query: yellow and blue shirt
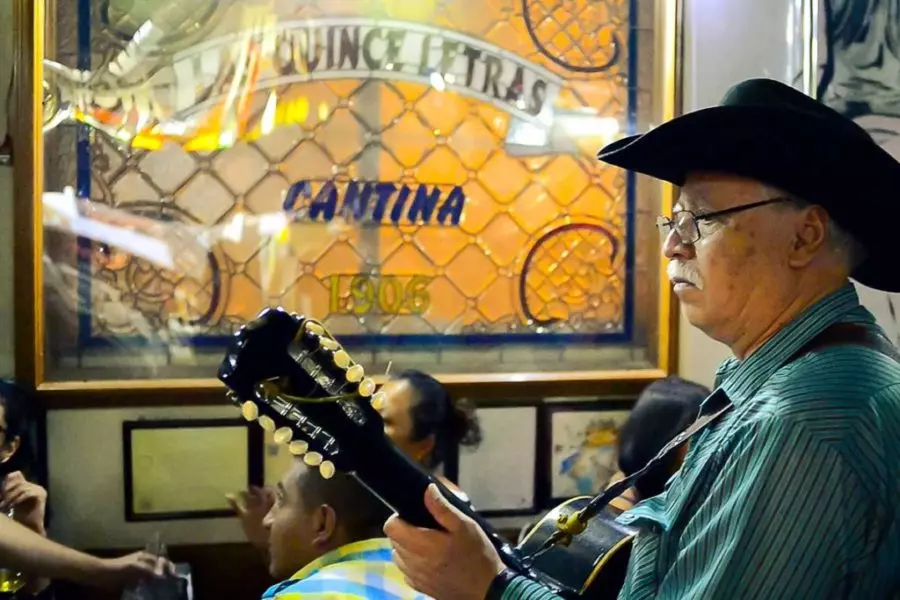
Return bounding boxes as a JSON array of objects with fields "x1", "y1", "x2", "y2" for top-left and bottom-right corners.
[
  {"x1": 262, "y1": 538, "x2": 430, "y2": 600},
  {"x1": 497, "y1": 283, "x2": 900, "y2": 599}
]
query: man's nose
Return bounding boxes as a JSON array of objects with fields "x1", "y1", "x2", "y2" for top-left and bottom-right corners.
[{"x1": 662, "y1": 227, "x2": 693, "y2": 260}]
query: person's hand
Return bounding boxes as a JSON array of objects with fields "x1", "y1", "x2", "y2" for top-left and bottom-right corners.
[
  {"x1": 226, "y1": 486, "x2": 274, "y2": 549},
  {"x1": 0, "y1": 472, "x2": 47, "y2": 535},
  {"x1": 384, "y1": 484, "x2": 505, "y2": 600},
  {"x1": 94, "y1": 551, "x2": 174, "y2": 591}
]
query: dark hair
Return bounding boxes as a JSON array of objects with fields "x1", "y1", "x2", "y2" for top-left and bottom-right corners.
[
  {"x1": 297, "y1": 464, "x2": 391, "y2": 541},
  {"x1": 395, "y1": 369, "x2": 481, "y2": 469},
  {"x1": 0, "y1": 379, "x2": 38, "y2": 482},
  {"x1": 617, "y1": 376, "x2": 709, "y2": 500}
]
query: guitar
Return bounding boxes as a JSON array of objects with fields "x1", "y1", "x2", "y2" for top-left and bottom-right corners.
[{"x1": 217, "y1": 307, "x2": 635, "y2": 599}]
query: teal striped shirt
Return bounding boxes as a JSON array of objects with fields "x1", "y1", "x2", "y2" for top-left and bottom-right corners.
[{"x1": 497, "y1": 284, "x2": 900, "y2": 599}]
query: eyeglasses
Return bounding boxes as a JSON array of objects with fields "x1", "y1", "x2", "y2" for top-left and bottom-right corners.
[{"x1": 655, "y1": 197, "x2": 789, "y2": 245}]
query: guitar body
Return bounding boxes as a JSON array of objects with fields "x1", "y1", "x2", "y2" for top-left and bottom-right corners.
[{"x1": 518, "y1": 497, "x2": 636, "y2": 599}]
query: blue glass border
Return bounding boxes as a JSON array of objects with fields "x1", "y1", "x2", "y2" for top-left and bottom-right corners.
[{"x1": 73, "y1": 2, "x2": 640, "y2": 351}]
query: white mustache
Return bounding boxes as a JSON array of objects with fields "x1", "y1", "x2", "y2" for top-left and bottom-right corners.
[{"x1": 667, "y1": 263, "x2": 703, "y2": 290}]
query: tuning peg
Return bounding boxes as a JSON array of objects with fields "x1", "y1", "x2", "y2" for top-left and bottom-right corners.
[
  {"x1": 304, "y1": 321, "x2": 325, "y2": 336},
  {"x1": 371, "y1": 391, "x2": 386, "y2": 410},
  {"x1": 333, "y1": 349, "x2": 351, "y2": 369},
  {"x1": 274, "y1": 427, "x2": 293, "y2": 444},
  {"x1": 289, "y1": 440, "x2": 309, "y2": 456},
  {"x1": 226, "y1": 391, "x2": 239, "y2": 404},
  {"x1": 358, "y1": 378, "x2": 376, "y2": 397},
  {"x1": 320, "y1": 337, "x2": 339, "y2": 351},
  {"x1": 346, "y1": 364, "x2": 364, "y2": 382},
  {"x1": 258, "y1": 415, "x2": 276, "y2": 432},
  {"x1": 320, "y1": 460, "x2": 336, "y2": 479},
  {"x1": 303, "y1": 451, "x2": 323, "y2": 466},
  {"x1": 241, "y1": 401, "x2": 259, "y2": 421}
]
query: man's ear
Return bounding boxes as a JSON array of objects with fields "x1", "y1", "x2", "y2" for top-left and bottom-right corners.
[
  {"x1": 788, "y1": 205, "x2": 829, "y2": 268},
  {"x1": 311, "y1": 504, "x2": 338, "y2": 547}
]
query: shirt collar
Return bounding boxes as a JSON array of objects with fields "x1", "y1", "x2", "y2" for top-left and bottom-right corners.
[
  {"x1": 288, "y1": 537, "x2": 393, "y2": 582},
  {"x1": 709, "y1": 282, "x2": 864, "y2": 408}
]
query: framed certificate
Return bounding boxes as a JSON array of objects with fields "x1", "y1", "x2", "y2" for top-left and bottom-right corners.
[
  {"x1": 123, "y1": 418, "x2": 263, "y2": 521},
  {"x1": 457, "y1": 404, "x2": 538, "y2": 515}
]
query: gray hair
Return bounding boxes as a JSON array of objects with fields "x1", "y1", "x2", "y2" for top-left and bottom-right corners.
[{"x1": 781, "y1": 196, "x2": 866, "y2": 272}]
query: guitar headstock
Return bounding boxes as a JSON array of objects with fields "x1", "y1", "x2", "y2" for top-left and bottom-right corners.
[{"x1": 217, "y1": 307, "x2": 389, "y2": 479}]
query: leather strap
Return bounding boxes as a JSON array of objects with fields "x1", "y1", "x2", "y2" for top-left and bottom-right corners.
[{"x1": 789, "y1": 322, "x2": 900, "y2": 365}]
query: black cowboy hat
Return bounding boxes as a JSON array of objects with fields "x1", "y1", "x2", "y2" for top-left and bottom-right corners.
[{"x1": 597, "y1": 77, "x2": 900, "y2": 293}]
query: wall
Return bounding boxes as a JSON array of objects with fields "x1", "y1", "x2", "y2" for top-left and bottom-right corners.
[
  {"x1": 0, "y1": 0, "x2": 14, "y2": 376},
  {"x1": 0, "y1": 0, "x2": 800, "y2": 550},
  {"x1": 676, "y1": 0, "x2": 802, "y2": 386}
]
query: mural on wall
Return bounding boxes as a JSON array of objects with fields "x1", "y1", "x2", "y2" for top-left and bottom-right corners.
[{"x1": 817, "y1": 0, "x2": 900, "y2": 344}]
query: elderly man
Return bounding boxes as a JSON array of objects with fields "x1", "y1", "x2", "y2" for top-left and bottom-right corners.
[{"x1": 384, "y1": 78, "x2": 900, "y2": 599}]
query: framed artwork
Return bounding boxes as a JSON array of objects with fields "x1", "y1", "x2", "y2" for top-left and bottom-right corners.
[
  {"x1": 811, "y1": 0, "x2": 900, "y2": 347},
  {"x1": 122, "y1": 418, "x2": 263, "y2": 521},
  {"x1": 457, "y1": 404, "x2": 538, "y2": 515},
  {"x1": 542, "y1": 401, "x2": 633, "y2": 503},
  {"x1": 11, "y1": 0, "x2": 681, "y2": 404}
]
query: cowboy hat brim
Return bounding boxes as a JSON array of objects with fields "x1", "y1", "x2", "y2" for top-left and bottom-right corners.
[{"x1": 597, "y1": 104, "x2": 900, "y2": 293}]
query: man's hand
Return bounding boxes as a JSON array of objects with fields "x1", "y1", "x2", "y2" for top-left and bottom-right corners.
[
  {"x1": 226, "y1": 486, "x2": 274, "y2": 550},
  {"x1": 0, "y1": 472, "x2": 47, "y2": 535},
  {"x1": 95, "y1": 551, "x2": 175, "y2": 591},
  {"x1": 384, "y1": 484, "x2": 505, "y2": 600}
]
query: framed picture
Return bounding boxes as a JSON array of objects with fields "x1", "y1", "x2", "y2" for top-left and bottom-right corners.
[
  {"x1": 457, "y1": 404, "x2": 538, "y2": 515},
  {"x1": 12, "y1": 0, "x2": 681, "y2": 405},
  {"x1": 542, "y1": 401, "x2": 633, "y2": 503},
  {"x1": 123, "y1": 418, "x2": 263, "y2": 521}
]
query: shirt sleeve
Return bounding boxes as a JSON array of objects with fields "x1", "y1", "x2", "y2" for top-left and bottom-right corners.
[
  {"x1": 487, "y1": 571, "x2": 564, "y2": 600},
  {"x1": 654, "y1": 413, "x2": 874, "y2": 600}
]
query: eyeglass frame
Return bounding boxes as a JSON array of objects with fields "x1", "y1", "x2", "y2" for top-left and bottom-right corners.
[{"x1": 656, "y1": 197, "x2": 791, "y2": 245}]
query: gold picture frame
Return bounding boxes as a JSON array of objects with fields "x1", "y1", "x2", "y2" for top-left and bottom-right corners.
[{"x1": 12, "y1": 0, "x2": 682, "y2": 406}]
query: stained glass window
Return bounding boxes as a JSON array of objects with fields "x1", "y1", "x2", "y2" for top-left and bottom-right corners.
[{"x1": 36, "y1": 0, "x2": 676, "y2": 385}]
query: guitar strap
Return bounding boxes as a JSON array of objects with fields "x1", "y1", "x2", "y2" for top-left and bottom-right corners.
[
  {"x1": 542, "y1": 321, "x2": 900, "y2": 548},
  {"x1": 624, "y1": 321, "x2": 900, "y2": 498}
]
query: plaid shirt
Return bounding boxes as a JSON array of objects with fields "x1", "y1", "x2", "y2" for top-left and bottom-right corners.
[{"x1": 261, "y1": 538, "x2": 430, "y2": 600}]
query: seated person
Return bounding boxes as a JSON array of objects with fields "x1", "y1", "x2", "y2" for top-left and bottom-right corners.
[
  {"x1": 261, "y1": 457, "x2": 429, "y2": 600},
  {"x1": 376, "y1": 369, "x2": 481, "y2": 500},
  {"x1": 0, "y1": 380, "x2": 172, "y2": 594},
  {"x1": 0, "y1": 506, "x2": 171, "y2": 591},
  {"x1": 0, "y1": 379, "x2": 50, "y2": 596},
  {"x1": 608, "y1": 375, "x2": 710, "y2": 511},
  {"x1": 231, "y1": 368, "x2": 481, "y2": 549}
]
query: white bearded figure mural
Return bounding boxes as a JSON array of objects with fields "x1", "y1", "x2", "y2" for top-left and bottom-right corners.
[{"x1": 816, "y1": 0, "x2": 900, "y2": 344}]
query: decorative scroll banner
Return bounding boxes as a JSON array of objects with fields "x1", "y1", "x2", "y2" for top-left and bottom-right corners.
[
  {"x1": 174, "y1": 18, "x2": 563, "y2": 120},
  {"x1": 44, "y1": 18, "x2": 569, "y2": 152}
]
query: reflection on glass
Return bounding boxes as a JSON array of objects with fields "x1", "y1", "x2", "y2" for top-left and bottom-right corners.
[{"x1": 39, "y1": 0, "x2": 667, "y2": 382}]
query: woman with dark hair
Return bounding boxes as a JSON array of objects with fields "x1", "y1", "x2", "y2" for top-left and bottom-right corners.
[
  {"x1": 374, "y1": 369, "x2": 482, "y2": 499},
  {"x1": 230, "y1": 368, "x2": 482, "y2": 548},
  {"x1": 610, "y1": 375, "x2": 710, "y2": 510},
  {"x1": 0, "y1": 379, "x2": 50, "y2": 597}
]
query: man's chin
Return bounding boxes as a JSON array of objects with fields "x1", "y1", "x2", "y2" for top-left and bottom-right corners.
[
  {"x1": 680, "y1": 302, "x2": 708, "y2": 329},
  {"x1": 268, "y1": 560, "x2": 284, "y2": 581}
]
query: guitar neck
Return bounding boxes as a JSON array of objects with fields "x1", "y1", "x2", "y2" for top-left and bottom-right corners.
[{"x1": 353, "y1": 439, "x2": 534, "y2": 575}]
